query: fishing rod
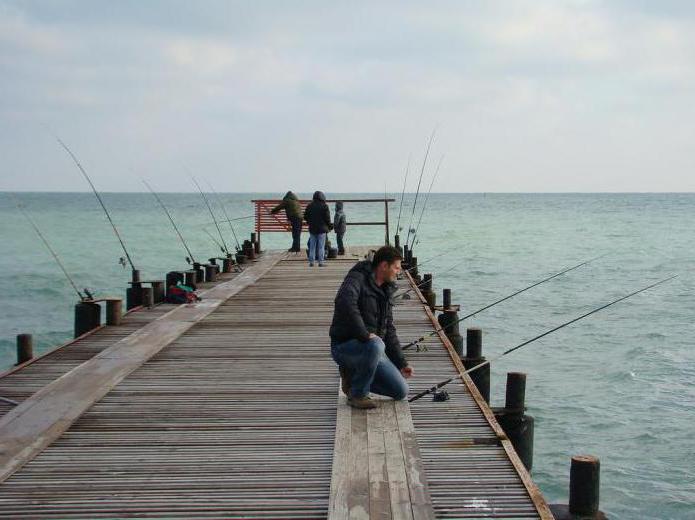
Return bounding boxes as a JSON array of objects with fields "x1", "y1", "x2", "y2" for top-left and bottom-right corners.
[
  {"x1": 403, "y1": 254, "x2": 607, "y2": 351},
  {"x1": 190, "y1": 176, "x2": 230, "y2": 256},
  {"x1": 207, "y1": 182, "x2": 241, "y2": 252},
  {"x1": 408, "y1": 154, "x2": 444, "y2": 251},
  {"x1": 404, "y1": 129, "x2": 436, "y2": 248},
  {"x1": 409, "y1": 275, "x2": 678, "y2": 402},
  {"x1": 395, "y1": 257, "x2": 467, "y2": 300},
  {"x1": 395, "y1": 155, "x2": 411, "y2": 235},
  {"x1": 142, "y1": 179, "x2": 195, "y2": 265},
  {"x1": 55, "y1": 137, "x2": 137, "y2": 273},
  {"x1": 11, "y1": 195, "x2": 86, "y2": 301}
]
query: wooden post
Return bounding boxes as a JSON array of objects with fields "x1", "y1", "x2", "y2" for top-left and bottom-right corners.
[
  {"x1": 422, "y1": 273, "x2": 436, "y2": 310},
  {"x1": 183, "y1": 271, "x2": 197, "y2": 290},
  {"x1": 74, "y1": 302, "x2": 101, "y2": 338},
  {"x1": 494, "y1": 372, "x2": 534, "y2": 470},
  {"x1": 205, "y1": 264, "x2": 217, "y2": 282},
  {"x1": 443, "y1": 288, "x2": 452, "y2": 309},
  {"x1": 142, "y1": 287, "x2": 154, "y2": 308},
  {"x1": 192, "y1": 262, "x2": 205, "y2": 283},
  {"x1": 150, "y1": 281, "x2": 165, "y2": 303},
  {"x1": 550, "y1": 456, "x2": 606, "y2": 519},
  {"x1": 222, "y1": 257, "x2": 233, "y2": 273},
  {"x1": 16, "y1": 334, "x2": 33, "y2": 365},
  {"x1": 462, "y1": 327, "x2": 490, "y2": 403},
  {"x1": 105, "y1": 299, "x2": 122, "y2": 326}
]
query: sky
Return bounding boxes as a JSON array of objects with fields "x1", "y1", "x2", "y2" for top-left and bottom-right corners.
[{"x1": 1, "y1": 0, "x2": 694, "y2": 192}]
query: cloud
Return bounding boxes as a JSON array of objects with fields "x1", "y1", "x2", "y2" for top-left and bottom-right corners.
[{"x1": 0, "y1": 1, "x2": 694, "y2": 192}]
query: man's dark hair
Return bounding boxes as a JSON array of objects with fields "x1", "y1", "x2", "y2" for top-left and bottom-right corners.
[{"x1": 372, "y1": 245, "x2": 403, "y2": 268}]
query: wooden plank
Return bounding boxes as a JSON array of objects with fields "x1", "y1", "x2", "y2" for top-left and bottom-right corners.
[
  {"x1": 328, "y1": 392, "x2": 352, "y2": 520},
  {"x1": 367, "y1": 403, "x2": 392, "y2": 520},
  {"x1": 347, "y1": 408, "x2": 370, "y2": 520},
  {"x1": 381, "y1": 402, "x2": 414, "y2": 520},
  {"x1": 0, "y1": 252, "x2": 286, "y2": 484}
]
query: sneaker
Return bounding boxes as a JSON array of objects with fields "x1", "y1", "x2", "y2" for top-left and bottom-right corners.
[
  {"x1": 309, "y1": 263, "x2": 314, "y2": 267},
  {"x1": 348, "y1": 396, "x2": 377, "y2": 410},
  {"x1": 339, "y1": 366, "x2": 351, "y2": 396},
  {"x1": 319, "y1": 263, "x2": 326, "y2": 267}
]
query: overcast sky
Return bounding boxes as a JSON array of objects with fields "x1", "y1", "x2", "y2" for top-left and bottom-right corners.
[{"x1": 1, "y1": 0, "x2": 694, "y2": 192}]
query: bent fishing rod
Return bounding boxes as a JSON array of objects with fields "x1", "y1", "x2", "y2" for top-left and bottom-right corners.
[
  {"x1": 209, "y1": 214, "x2": 255, "y2": 226},
  {"x1": 11, "y1": 195, "x2": 86, "y2": 301},
  {"x1": 403, "y1": 254, "x2": 607, "y2": 351},
  {"x1": 409, "y1": 274, "x2": 678, "y2": 402},
  {"x1": 55, "y1": 137, "x2": 137, "y2": 275},
  {"x1": 190, "y1": 176, "x2": 230, "y2": 256},
  {"x1": 142, "y1": 179, "x2": 196, "y2": 265},
  {"x1": 207, "y1": 182, "x2": 241, "y2": 252},
  {"x1": 405, "y1": 128, "x2": 436, "y2": 248},
  {"x1": 408, "y1": 154, "x2": 444, "y2": 251},
  {"x1": 395, "y1": 154, "x2": 411, "y2": 235}
]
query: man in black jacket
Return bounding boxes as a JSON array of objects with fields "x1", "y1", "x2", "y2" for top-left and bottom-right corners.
[
  {"x1": 329, "y1": 246, "x2": 413, "y2": 409},
  {"x1": 303, "y1": 191, "x2": 332, "y2": 267}
]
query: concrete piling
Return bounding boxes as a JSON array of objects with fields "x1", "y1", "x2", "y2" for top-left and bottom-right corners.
[
  {"x1": 462, "y1": 328, "x2": 490, "y2": 403},
  {"x1": 74, "y1": 301, "x2": 101, "y2": 338},
  {"x1": 16, "y1": 334, "x2": 33, "y2": 365},
  {"x1": 494, "y1": 372, "x2": 534, "y2": 470}
]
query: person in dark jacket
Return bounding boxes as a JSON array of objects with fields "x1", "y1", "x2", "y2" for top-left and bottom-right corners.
[
  {"x1": 303, "y1": 191, "x2": 332, "y2": 266},
  {"x1": 270, "y1": 191, "x2": 303, "y2": 252},
  {"x1": 333, "y1": 201, "x2": 347, "y2": 255},
  {"x1": 329, "y1": 245, "x2": 413, "y2": 409}
]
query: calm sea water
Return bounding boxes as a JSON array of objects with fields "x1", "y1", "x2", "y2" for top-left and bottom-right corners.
[{"x1": 1, "y1": 192, "x2": 693, "y2": 519}]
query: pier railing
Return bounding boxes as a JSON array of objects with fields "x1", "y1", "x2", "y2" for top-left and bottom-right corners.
[{"x1": 252, "y1": 198, "x2": 395, "y2": 248}]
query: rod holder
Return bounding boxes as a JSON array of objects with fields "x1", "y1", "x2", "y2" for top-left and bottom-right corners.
[{"x1": 16, "y1": 334, "x2": 33, "y2": 365}]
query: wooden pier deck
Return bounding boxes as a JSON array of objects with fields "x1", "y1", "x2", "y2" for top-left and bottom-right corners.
[{"x1": 0, "y1": 248, "x2": 552, "y2": 519}]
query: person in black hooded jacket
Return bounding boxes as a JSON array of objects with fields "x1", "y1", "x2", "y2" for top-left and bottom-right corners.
[
  {"x1": 329, "y1": 245, "x2": 413, "y2": 409},
  {"x1": 303, "y1": 191, "x2": 332, "y2": 266}
]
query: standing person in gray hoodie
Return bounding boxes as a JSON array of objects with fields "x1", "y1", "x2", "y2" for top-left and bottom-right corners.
[
  {"x1": 333, "y1": 201, "x2": 347, "y2": 255},
  {"x1": 303, "y1": 191, "x2": 332, "y2": 266}
]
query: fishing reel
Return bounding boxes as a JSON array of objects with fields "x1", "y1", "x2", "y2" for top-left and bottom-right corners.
[
  {"x1": 414, "y1": 342, "x2": 428, "y2": 353},
  {"x1": 118, "y1": 257, "x2": 127, "y2": 268},
  {"x1": 432, "y1": 390, "x2": 450, "y2": 402}
]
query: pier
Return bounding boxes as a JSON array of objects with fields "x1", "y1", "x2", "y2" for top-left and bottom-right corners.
[{"x1": 0, "y1": 246, "x2": 553, "y2": 519}]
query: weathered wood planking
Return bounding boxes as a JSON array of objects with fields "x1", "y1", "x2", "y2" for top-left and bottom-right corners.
[
  {"x1": 0, "y1": 252, "x2": 285, "y2": 485},
  {"x1": 0, "y1": 247, "x2": 552, "y2": 519}
]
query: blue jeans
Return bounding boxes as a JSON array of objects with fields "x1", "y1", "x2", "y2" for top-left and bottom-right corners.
[
  {"x1": 308, "y1": 233, "x2": 326, "y2": 264},
  {"x1": 331, "y1": 337, "x2": 408, "y2": 400}
]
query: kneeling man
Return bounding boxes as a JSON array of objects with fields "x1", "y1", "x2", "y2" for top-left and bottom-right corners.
[{"x1": 329, "y1": 245, "x2": 413, "y2": 409}]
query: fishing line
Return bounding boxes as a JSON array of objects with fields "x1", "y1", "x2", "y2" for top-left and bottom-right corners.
[
  {"x1": 190, "y1": 175, "x2": 230, "y2": 255},
  {"x1": 395, "y1": 154, "x2": 411, "y2": 235},
  {"x1": 207, "y1": 182, "x2": 241, "y2": 251},
  {"x1": 141, "y1": 179, "x2": 196, "y2": 264},
  {"x1": 408, "y1": 275, "x2": 678, "y2": 402},
  {"x1": 405, "y1": 128, "x2": 437, "y2": 248},
  {"x1": 408, "y1": 154, "x2": 444, "y2": 251},
  {"x1": 10, "y1": 194, "x2": 85, "y2": 300},
  {"x1": 403, "y1": 254, "x2": 608, "y2": 351}
]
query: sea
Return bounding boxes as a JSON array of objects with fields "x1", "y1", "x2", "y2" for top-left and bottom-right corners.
[{"x1": 0, "y1": 192, "x2": 693, "y2": 519}]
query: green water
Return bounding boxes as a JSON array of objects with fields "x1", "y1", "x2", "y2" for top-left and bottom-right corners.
[{"x1": 1, "y1": 192, "x2": 693, "y2": 519}]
